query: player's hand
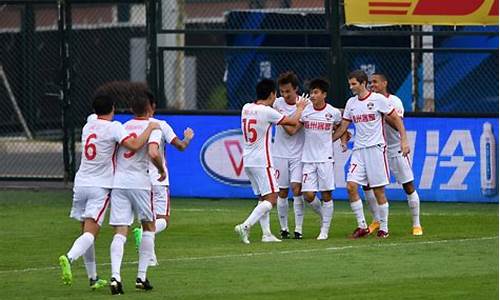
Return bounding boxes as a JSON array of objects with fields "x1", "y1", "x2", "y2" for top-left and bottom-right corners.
[
  {"x1": 184, "y1": 127, "x2": 194, "y2": 141},
  {"x1": 341, "y1": 143, "x2": 348, "y2": 153},
  {"x1": 401, "y1": 141, "x2": 410, "y2": 157},
  {"x1": 345, "y1": 130, "x2": 352, "y2": 142},
  {"x1": 296, "y1": 93, "x2": 310, "y2": 110},
  {"x1": 157, "y1": 169, "x2": 167, "y2": 182}
]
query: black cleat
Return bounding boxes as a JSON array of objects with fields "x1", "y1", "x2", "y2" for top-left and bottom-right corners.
[
  {"x1": 280, "y1": 230, "x2": 290, "y2": 239},
  {"x1": 136, "y1": 278, "x2": 153, "y2": 291},
  {"x1": 293, "y1": 231, "x2": 303, "y2": 239},
  {"x1": 110, "y1": 277, "x2": 124, "y2": 295}
]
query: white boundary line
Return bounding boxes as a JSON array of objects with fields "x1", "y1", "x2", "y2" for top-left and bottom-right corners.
[{"x1": 0, "y1": 236, "x2": 497, "y2": 275}]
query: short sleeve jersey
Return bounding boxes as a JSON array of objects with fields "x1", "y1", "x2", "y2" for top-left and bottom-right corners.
[
  {"x1": 148, "y1": 118, "x2": 178, "y2": 186},
  {"x1": 74, "y1": 118, "x2": 129, "y2": 188},
  {"x1": 384, "y1": 94, "x2": 405, "y2": 157},
  {"x1": 300, "y1": 103, "x2": 342, "y2": 163},
  {"x1": 343, "y1": 92, "x2": 395, "y2": 150},
  {"x1": 241, "y1": 103, "x2": 285, "y2": 168},
  {"x1": 272, "y1": 97, "x2": 305, "y2": 159},
  {"x1": 113, "y1": 118, "x2": 161, "y2": 190}
]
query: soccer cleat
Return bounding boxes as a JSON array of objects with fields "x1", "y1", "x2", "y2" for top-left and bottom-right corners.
[
  {"x1": 293, "y1": 231, "x2": 303, "y2": 240},
  {"x1": 89, "y1": 276, "x2": 107, "y2": 290},
  {"x1": 132, "y1": 227, "x2": 142, "y2": 251},
  {"x1": 376, "y1": 230, "x2": 390, "y2": 239},
  {"x1": 280, "y1": 229, "x2": 290, "y2": 239},
  {"x1": 58, "y1": 255, "x2": 72, "y2": 286},
  {"x1": 368, "y1": 221, "x2": 380, "y2": 234},
  {"x1": 234, "y1": 224, "x2": 250, "y2": 244},
  {"x1": 412, "y1": 226, "x2": 423, "y2": 236},
  {"x1": 110, "y1": 277, "x2": 124, "y2": 295},
  {"x1": 148, "y1": 253, "x2": 159, "y2": 267},
  {"x1": 351, "y1": 227, "x2": 370, "y2": 239},
  {"x1": 261, "y1": 234, "x2": 282, "y2": 242},
  {"x1": 316, "y1": 232, "x2": 328, "y2": 240},
  {"x1": 136, "y1": 278, "x2": 153, "y2": 291}
]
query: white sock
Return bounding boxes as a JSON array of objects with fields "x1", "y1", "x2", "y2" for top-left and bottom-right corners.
[
  {"x1": 155, "y1": 219, "x2": 167, "y2": 234},
  {"x1": 243, "y1": 200, "x2": 272, "y2": 229},
  {"x1": 110, "y1": 234, "x2": 126, "y2": 282},
  {"x1": 379, "y1": 202, "x2": 389, "y2": 232},
  {"x1": 293, "y1": 195, "x2": 305, "y2": 233},
  {"x1": 277, "y1": 197, "x2": 289, "y2": 231},
  {"x1": 321, "y1": 200, "x2": 334, "y2": 234},
  {"x1": 83, "y1": 243, "x2": 97, "y2": 280},
  {"x1": 364, "y1": 189, "x2": 380, "y2": 222},
  {"x1": 308, "y1": 196, "x2": 323, "y2": 218},
  {"x1": 407, "y1": 191, "x2": 421, "y2": 227},
  {"x1": 137, "y1": 231, "x2": 155, "y2": 281},
  {"x1": 258, "y1": 201, "x2": 272, "y2": 236},
  {"x1": 350, "y1": 200, "x2": 367, "y2": 229},
  {"x1": 67, "y1": 232, "x2": 94, "y2": 263}
]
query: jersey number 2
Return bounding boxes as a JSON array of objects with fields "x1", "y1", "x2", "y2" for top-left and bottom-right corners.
[
  {"x1": 84, "y1": 134, "x2": 97, "y2": 160},
  {"x1": 242, "y1": 118, "x2": 257, "y2": 143}
]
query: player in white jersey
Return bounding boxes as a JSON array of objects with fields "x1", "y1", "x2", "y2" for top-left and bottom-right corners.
[
  {"x1": 130, "y1": 83, "x2": 195, "y2": 265},
  {"x1": 272, "y1": 71, "x2": 306, "y2": 240},
  {"x1": 234, "y1": 79, "x2": 308, "y2": 244},
  {"x1": 363, "y1": 73, "x2": 422, "y2": 236},
  {"x1": 283, "y1": 78, "x2": 343, "y2": 240},
  {"x1": 58, "y1": 82, "x2": 159, "y2": 289},
  {"x1": 333, "y1": 70, "x2": 410, "y2": 239},
  {"x1": 108, "y1": 88, "x2": 166, "y2": 295}
]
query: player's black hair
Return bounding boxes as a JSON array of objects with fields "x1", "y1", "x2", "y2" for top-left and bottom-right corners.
[
  {"x1": 372, "y1": 72, "x2": 388, "y2": 82},
  {"x1": 308, "y1": 78, "x2": 329, "y2": 93},
  {"x1": 277, "y1": 71, "x2": 299, "y2": 88},
  {"x1": 348, "y1": 70, "x2": 369, "y2": 86},
  {"x1": 130, "y1": 81, "x2": 156, "y2": 107},
  {"x1": 256, "y1": 79, "x2": 276, "y2": 100}
]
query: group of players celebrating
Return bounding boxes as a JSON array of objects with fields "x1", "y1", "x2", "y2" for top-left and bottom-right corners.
[{"x1": 235, "y1": 69, "x2": 422, "y2": 244}]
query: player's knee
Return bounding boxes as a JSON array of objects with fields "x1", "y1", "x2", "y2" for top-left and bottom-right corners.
[
  {"x1": 291, "y1": 184, "x2": 301, "y2": 196},
  {"x1": 278, "y1": 189, "x2": 289, "y2": 198},
  {"x1": 142, "y1": 221, "x2": 155, "y2": 232},
  {"x1": 346, "y1": 182, "x2": 358, "y2": 195},
  {"x1": 403, "y1": 182, "x2": 415, "y2": 194},
  {"x1": 303, "y1": 192, "x2": 315, "y2": 202}
]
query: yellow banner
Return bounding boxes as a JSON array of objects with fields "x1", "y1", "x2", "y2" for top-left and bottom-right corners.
[{"x1": 345, "y1": 0, "x2": 499, "y2": 25}]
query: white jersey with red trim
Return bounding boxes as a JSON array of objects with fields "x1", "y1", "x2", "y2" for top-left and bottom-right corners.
[
  {"x1": 272, "y1": 97, "x2": 304, "y2": 159},
  {"x1": 148, "y1": 117, "x2": 178, "y2": 186},
  {"x1": 113, "y1": 118, "x2": 161, "y2": 190},
  {"x1": 343, "y1": 92, "x2": 395, "y2": 150},
  {"x1": 74, "y1": 118, "x2": 129, "y2": 188},
  {"x1": 384, "y1": 94, "x2": 405, "y2": 158},
  {"x1": 300, "y1": 103, "x2": 342, "y2": 163},
  {"x1": 241, "y1": 103, "x2": 285, "y2": 167}
]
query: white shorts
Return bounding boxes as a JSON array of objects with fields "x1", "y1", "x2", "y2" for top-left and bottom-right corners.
[
  {"x1": 347, "y1": 145, "x2": 390, "y2": 188},
  {"x1": 245, "y1": 166, "x2": 278, "y2": 196},
  {"x1": 152, "y1": 185, "x2": 170, "y2": 217},
  {"x1": 389, "y1": 154, "x2": 414, "y2": 184},
  {"x1": 273, "y1": 157, "x2": 303, "y2": 189},
  {"x1": 109, "y1": 188, "x2": 154, "y2": 226},
  {"x1": 301, "y1": 162, "x2": 335, "y2": 192},
  {"x1": 70, "y1": 187, "x2": 110, "y2": 226}
]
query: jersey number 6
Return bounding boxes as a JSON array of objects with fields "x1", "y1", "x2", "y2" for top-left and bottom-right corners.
[{"x1": 84, "y1": 133, "x2": 97, "y2": 160}]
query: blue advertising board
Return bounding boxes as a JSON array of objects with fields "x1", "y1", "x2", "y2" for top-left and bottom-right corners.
[{"x1": 115, "y1": 114, "x2": 498, "y2": 203}]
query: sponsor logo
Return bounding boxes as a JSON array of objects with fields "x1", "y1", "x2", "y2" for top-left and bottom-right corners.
[
  {"x1": 367, "y1": 102, "x2": 374, "y2": 110},
  {"x1": 367, "y1": 0, "x2": 498, "y2": 16},
  {"x1": 200, "y1": 129, "x2": 250, "y2": 186}
]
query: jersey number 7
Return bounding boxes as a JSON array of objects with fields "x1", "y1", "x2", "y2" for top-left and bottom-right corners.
[{"x1": 242, "y1": 118, "x2": 257, "y2": 143}]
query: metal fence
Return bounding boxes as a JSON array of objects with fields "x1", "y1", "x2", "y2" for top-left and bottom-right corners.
[{"x1": 0, "y1": 0, "x2": 498, "y2": 180}]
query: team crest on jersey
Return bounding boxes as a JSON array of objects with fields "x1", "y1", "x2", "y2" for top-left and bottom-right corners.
[
  {"x1": 325, "y1": 113, "x2": 333, "y2": 120},
  {"x1": 367, "y1": 102, "x2": 374, "y2": 110}
]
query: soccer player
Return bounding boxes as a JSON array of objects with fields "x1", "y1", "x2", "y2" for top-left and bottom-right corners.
[
  {"x1": 332, "y1": 70, "x2": 410, "y2": 239},
  {"x1": 272, "y1": 71, "x2": 306, "y2": 239},
  {"x1": 130, "y1": 83, "x2": 195, "y2": 265},
  {"x1": 364, "y1": 73, "x2": 422, "y2": 236},
  {"x1": 234, "y1": 79, "x2": 307, "y2": 244},
  {"x1": 283, "y1": 78, "x2": 342, "y2": 240},
  {"x1": 108, "y1": 90, "x2": 166, "y2": 295},
  {"x1": 58, "y1": 82, "x2": 159, "y2": 288}
]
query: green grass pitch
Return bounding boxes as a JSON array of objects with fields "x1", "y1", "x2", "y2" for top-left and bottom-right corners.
[{"x1": 0, "y1": 190, "x2": 498, "y2": 299}]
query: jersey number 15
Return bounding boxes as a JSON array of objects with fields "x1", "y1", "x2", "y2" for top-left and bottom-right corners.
[{"x1": 242, "y1": 118, "x2": 257, "y2": 143}]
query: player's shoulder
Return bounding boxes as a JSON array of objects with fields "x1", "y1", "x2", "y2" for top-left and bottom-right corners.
[
  {"x1": 388, "y1": 94, "x2": 403, "y2": 105},
  {"x1": 370, "y1": 92, "x2": 387, "y2": 101}
]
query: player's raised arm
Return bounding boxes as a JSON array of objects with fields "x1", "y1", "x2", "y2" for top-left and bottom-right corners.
[
  {"x1": 385, "y1": 110, "x2": 410, "y2": 156},
  {"x1": 121, "y1": 122, "x2": 160, "y2": 151},
  {"x1": 280, "y1": 94, "x2": 309, "y2": 134},
  {"x1": 171, "y1": 127, "x2": 194, "y2": 151}
]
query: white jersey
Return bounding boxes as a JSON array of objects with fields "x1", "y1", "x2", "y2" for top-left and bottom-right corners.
[
  {"x1": 113, "y1": 118, "x2": 160, "y2": 190},
  {"x1": 148, "y1": 118, "x2": 178, "y2": 186},
  {"x1": 241, "y1": 103, "x2": 285, "y2": 168},
  {"x1": 74, "y1": 118, "x2": 129, "y2": 188},
  {"x1": 343, "y1": 92, "x2": 395, "y2": 150},
  {"x1": 272, "y1": 97, "x2": 305, "y2": 159},
  {"x1": 384, "y1": 94, "x2": 405, "y2": 158},
  {"x1": 300, "y1": 103, "x2": 342, "y2": 163}
]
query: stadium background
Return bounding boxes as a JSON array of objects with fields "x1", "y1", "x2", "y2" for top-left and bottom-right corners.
[{"x1": 0, "y1": 0, "x2": 498, "y2": 203}]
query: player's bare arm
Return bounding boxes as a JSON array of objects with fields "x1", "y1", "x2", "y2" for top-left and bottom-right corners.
[
  {"x1": 280, "y1": 95, "x2": 309, "y2": 134},
  {"x1": 336, "y1": 125, "x2": 352, "y2": 152},
  {"x1": 171, "y1": 127, "x2": 194, "y2": 151},
  {"x1": 332, "y1": 119, "x2": 350, "y2": 142},
  {"x1": 122, "y1": 122, "x2": 160, "y2": 151},
  {"x1": 148, "y1": 143, "x2": 167, "y2": 181},
  {"x1": 385, "y1": 111, "x2": 410, "y2": 156}
]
